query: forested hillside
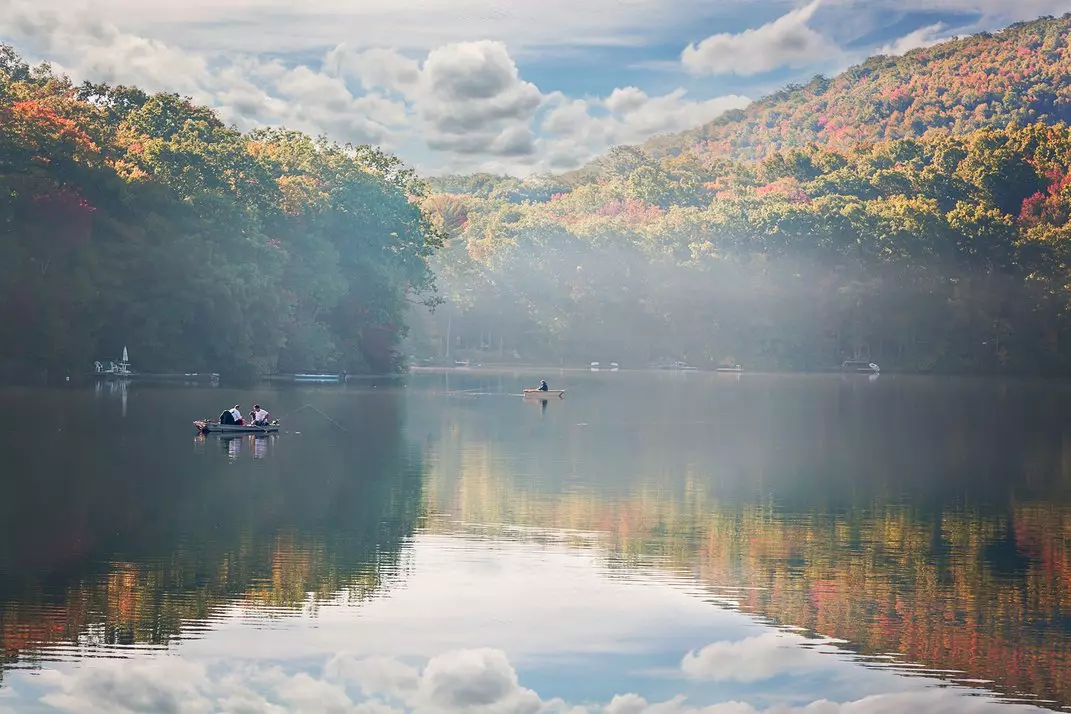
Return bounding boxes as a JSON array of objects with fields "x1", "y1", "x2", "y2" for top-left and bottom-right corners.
[
  {"x1": 0, "y1": 47, "x2": 443, "y2": 379},
  {"x1": 417, "y1": 124, "x2": 1071, "y2": 372},
  {"x1": 410, "y1": 14, "x2": 1071, "y2": 374},
  {"x1": 635, "y1": 13, "x2": 1071, "y2": 168},
  {"x1": 9, "y1": 10, "x2": 1071, "y2": 377}
]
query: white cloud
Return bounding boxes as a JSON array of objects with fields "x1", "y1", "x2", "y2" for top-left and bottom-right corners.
[
  {"x1": 0, "y1": 0, "x2": 692, "y2": 57},
  {"x1": 2, "y1": 0, "x2": 399, "y2": 146},
  {"x1": 605, "y1": 87, "x2": 651, "y2": 115},
  {"x1": 868, "y1": 0, "x2": 1071, "y2": 22},
  {"x1": 276, "y1": 672, "x2": 358, "y2": 714},
  {"x1": 876, "y1": 23, "x2": 948, "y2": 56},
  {"x1": 22, "y1": 651, "x2": 1051, "y2": 714},
  {"x1": 681, "y1": 1, "x2": 839, "y2": 76},
  {"x1": 325, "y1": 648, "x2": 546, "y2": 714},
  {"x1": 328, "y1": 655, "x2": 422, "y2": 703},
  {"x1": 36, "y1": 659, "x2": 215, "y2": 714},
  {"x1": 599, "y1": 691, "x2": 1046, "y2": 714},
  {"x1": 326, "y1": 46, "x2": 421, "y2": 93},
  {"x1": 8, "y1": 0, "x2": 1063, "y2": 176},
  {"x1": 416, "y1": 40, "x2": 543, "y2": 158},
  {"x1": 0, "y1": 0, "x2": 752, "y2": 174},
  {"x1": 680, "y1": 632, "x2": 838, "y2": 683},
  {"x1": 537, "y1": 88, "x2": 751, "y2": 171},
  {"x1": 413, "y1": 648, "x2": 544, "y2": 714},
  {"x1": 605, "y1": 695, "x2": 757, "y2": 714}
]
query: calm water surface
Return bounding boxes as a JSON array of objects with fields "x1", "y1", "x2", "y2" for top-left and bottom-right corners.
[{"x1": 0, "y1": 371, "x2": 1069, "y2": 713}]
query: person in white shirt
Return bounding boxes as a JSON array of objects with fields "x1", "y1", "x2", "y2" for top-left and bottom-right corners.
[
  {"x1": 229, "y1": 405, "x2": 245, "y2": 426},
  {"x1": 251, "y1": 404, "x2": 270, "y2": 426}
]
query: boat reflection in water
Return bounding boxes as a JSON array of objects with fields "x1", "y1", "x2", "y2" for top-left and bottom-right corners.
[{"x1": 192, "y1": 433, "x2": 279, "y2": 460}]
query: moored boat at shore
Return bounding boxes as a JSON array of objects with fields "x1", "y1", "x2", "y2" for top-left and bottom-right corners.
[{"x1": 841, "y1": 360, "x2": 880, "y2": 374}]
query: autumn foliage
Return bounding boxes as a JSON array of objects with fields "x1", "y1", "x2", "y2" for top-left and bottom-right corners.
[
  {"x1": 417, "y1": 16, "x2": 1071, "y2": 373},
  {"x1": 625, "y1": 14, "x2": 1071, "y2": 166},
  {"x1": 0, "y1": 47, "x2": 443, "y2": 377}
]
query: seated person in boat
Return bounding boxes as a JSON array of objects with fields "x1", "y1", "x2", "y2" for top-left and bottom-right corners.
[
  {"x1": 538, "y1": 380, "x2": 548, "y2": 391},
  {"x1": 219, "y1": 405, "x2": 245, "y2": 426},
  {"x1": 250, "y1": 404, "x2": 271, "y2": 426}
]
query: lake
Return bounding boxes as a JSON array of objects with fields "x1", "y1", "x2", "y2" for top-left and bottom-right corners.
[{"x1": 0, "y1": 370, "x2": 1069, "y2": 713}]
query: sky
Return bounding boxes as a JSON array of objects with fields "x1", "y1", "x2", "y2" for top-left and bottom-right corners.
[{"x1": 2, "y1": 0, "x2": 1070, "y2": 176}]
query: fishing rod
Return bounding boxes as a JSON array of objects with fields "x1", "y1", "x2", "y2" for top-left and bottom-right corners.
[{"x1": 275, "y1": 403, "x2": 348, "y2": 432}]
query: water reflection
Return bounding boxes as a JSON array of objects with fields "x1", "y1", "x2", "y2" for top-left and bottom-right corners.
[
  {"x1": 92, "y1": 378, "x2": 128, "y2": 417},
  {"x1": 192, "y1": 433, "x2": 280, "y2": 460},
  {"x1": 0, "y1": 374, "x2": 1068, "y2": 713},
  {"x1": 0, "y1": 386, "x2": 424, "y2": 687},
  {"x1": 3, "y1": 534, "x2": 1056, "y2": 714},
  {"x1": 409, "y1": 371, "x2": 1071, "y2": 709}
]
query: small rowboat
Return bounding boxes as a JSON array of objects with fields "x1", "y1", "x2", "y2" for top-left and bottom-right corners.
[
  {"x1": 523, "y1": 389, "x2": 565, "y2": 399},
  {"x1": 194, "y1": 420, "x2": 280, "y2": 434}
]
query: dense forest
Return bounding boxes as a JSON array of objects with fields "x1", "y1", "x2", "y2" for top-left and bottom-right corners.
[
  {"x1": 9, "y1": 13, "x2": 1071, "y2": 375},
  {"x1": 413, "y1": 14, "x2": 1071, "y2": 373},
  {"x1": 0, "y1": 46, "x2": 444, "y2": 379}
]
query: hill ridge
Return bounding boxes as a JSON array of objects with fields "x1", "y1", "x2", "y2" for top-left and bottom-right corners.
[{"x1": 564, "y1": 13, "x2": 1071, "y2": 181}]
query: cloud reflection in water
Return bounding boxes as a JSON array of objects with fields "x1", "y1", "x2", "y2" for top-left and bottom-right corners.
[{"x1": 3, "y1": 535, "x2": 1057, "y2": 714}]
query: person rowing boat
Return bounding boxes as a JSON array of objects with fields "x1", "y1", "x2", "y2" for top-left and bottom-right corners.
[{"x1": 522, "y1": 381, "x2": 564, "y2": 399}]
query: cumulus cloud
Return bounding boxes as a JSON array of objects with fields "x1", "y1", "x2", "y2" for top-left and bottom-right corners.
[
  {"x1": 680, "y1": 632, "x2": 837, "y2": 683},
  {"x1": 329, "y1": 648, "x2": 545, "y2": 714},
  {"x1": 1, "y1": 0, "x2": 407, "y2": 146},
  {"x1": 605, "y1": 87, "x2": 651, "y2": 115},
  {"x1": 276, "y1": 672, "x2": 360, "y2": 714},
  {"x1": 328, "y1": 655, "x2": 423, "y2": 702},
  {"x1": 681, "y1": 1, "x2": 839, "y2": 77},
  {"x1": 876, "y1": 23, "x2": 949, "y2": 56},
  {"x1": 5, "y1": 0, "x2": 1071, "y2": 175},
  {"x1": 600, "y1": 691, "x2": 1045, "y2": 714},
  {"x1": 19, "y1": 646, "x2": 1052, "y2": 714},
  {"x1": 36, "y1": 659, "x2": 215, "y2": 714},
  {"x1": 537, "y1": 88, "x2": 751, "y2": 171},
  {"x1": 13, "y1": 0, "x2": 1051, "y2": 176},
  {"x1": 417, "y1": 41, "x2": 543, "y2": 158},
  {"x1": 325, "y1": 45, "x2": 422, "y2": 93},
  {"x1": 0, "y1": 0, "x2": 755, "y2": 175}
]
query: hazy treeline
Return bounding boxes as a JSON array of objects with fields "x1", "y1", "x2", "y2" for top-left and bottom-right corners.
[
  {"x1": 0, "y1": 46, "x2": 443, "y2": 378},
  {"x1": 417, "y1": 123, "x2": 1071, "y2": 372}
]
